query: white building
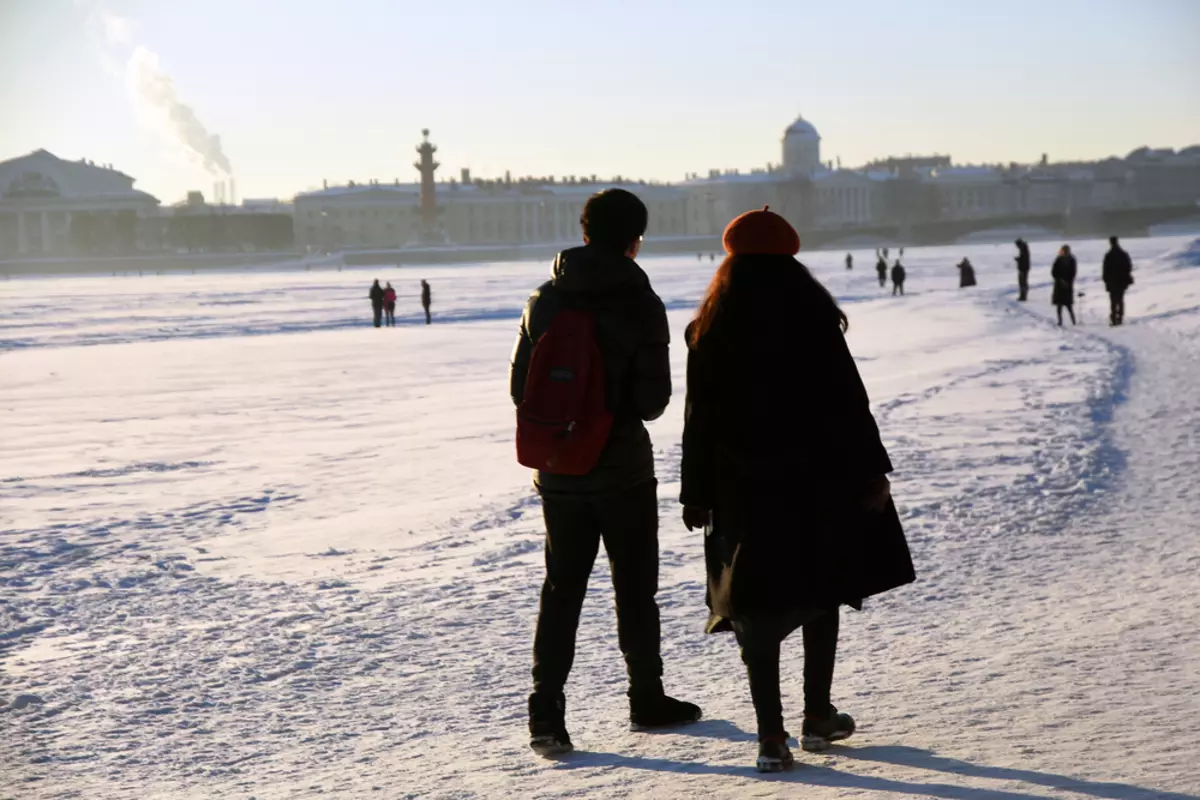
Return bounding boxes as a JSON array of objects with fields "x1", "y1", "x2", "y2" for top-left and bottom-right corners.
[
  {"x1": 293, "y1": 178, "x2": 691, "y2": 251},
  {"x1": 0, "y1": 149, "x2": 159, "y2": 257}
]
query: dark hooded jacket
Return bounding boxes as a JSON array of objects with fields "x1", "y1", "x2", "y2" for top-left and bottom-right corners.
[
  {"x1": 369, "y1": 281, "x2": 384, "y2": 307},
  {"x1": 681, "y1": 256, "x2": 915, "y2": 633},
  {"x1": 1015, "y1": 241, "x2": 1031, "y2": 273},
  {"x1": 1102, "y1": 246, "x2": 1133, "y2": 292},
  {"x1": 510, "y1": 245, "x2": 670, "y2": 496},
  {"x1": 891, "y1": 263, "x2": 906, "y2": 284},
  {"x1": 1051, "y1": 254, "x2": 1077, "y2": 306}
]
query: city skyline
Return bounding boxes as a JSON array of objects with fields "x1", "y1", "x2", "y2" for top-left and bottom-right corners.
[{"x1": 3, "y1": 0, "x2": 1198, "y2": 203}]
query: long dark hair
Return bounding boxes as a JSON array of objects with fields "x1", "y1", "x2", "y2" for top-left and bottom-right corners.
[{"x1": 689, "y1": 254, "x2": 848, "y2": 346}]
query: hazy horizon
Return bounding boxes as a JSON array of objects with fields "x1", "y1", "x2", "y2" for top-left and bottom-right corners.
[{"x1": 2, "y1": 0, "x2": 1198, "y2": 203}]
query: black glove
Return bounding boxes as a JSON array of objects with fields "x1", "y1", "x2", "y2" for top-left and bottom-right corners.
[{"x1": 682, "y1": 506, "x2": 711, "y2": 532}]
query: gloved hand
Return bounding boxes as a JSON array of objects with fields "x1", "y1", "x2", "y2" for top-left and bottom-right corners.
[
  {"x1": 861, "y1": 475, "x2": 891, "y2": 513},
  {"x1": 682, "y1": 506, "x2": 711, "y2": 532}
]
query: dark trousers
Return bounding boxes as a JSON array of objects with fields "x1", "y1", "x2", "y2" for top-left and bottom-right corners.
[
  {"x1": 1056, "y1": 304, "x2": 1076, "y2": 326},
  {"x1": 738, "y1": 608, "x2": 839, "y2": 737},
  {"x1": 423, "y1": 306, "x2": 431, "y2": 325},
  {"x1": 892, "y1": 282, "x2": 904, "y2": 296},
  {"x1": 532, "y1": 481, "x2": 663, "y2": 697},
  {"x1": 1109, "y1": 289, "x2": 1126, "y2": 325},
  {"x1": 384, "y1": 304, "x2": 395, "y2": 326},
  {"x1": 372, "y1": 304, "x2": 383, "y2": 327},
  {"x1": 1018, "y1": 270, "x2": 1030, "y2": 301}
]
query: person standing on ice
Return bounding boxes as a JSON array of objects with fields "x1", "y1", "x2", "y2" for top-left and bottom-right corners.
[
  {"x1": 679, "y1": 207, "x2": 914, "y2": 773},
  {"x1": 957, "y1": 258, "x2": 977, "y2": 288},
  {"x1": 845, "y1": 252, "x2": 853, "y2": 270},
  {"x1": 510, "y1": 188, "x2": 701, "y2": 757},
  {"x1": 1015, "y1": 238, "x2": 1032, "y2": 301},
  {"x1": 875, "y1": 250, "x2": 888, "y2": 287},
  {"x1": 368, "y1": 279, "x2": 384, "y2": 328},
  {"x1": 420, "y1": 279, "x2": 432, "y2": 325},
  {"x1": 383, "y1": 282, "x2": 397, "y2": 327},
  {"x1": 1051, "y1": 245, "x2": 1078, "y2": 326},
  {"x1": 891, "y1": 259, "x2": 907, "y2": 296},
  {"x1": 1102, "y1": 236, "x2": 1134, "y2": 326}
]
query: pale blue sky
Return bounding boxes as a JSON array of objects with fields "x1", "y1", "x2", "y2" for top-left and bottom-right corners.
[{"x1": 2, "y1": 0, "x2": 1197, "y2": 203}]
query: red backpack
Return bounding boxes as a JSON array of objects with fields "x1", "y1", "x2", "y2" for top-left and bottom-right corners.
[{"x1": 516, "y1": 309, "x2": 613, "y2": 475}]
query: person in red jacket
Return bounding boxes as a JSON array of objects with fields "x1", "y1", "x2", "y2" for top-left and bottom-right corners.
[{"x1": 383, "y1": 282, "x2": 397, "y2": 327}]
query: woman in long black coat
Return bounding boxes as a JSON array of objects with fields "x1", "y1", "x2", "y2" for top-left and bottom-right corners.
[
  {"x1": 681, "y1": 207, "x2": 915, "y2": 773},
  {"x1": 1051, "y1": 245, "x2": 1077, "y2": 326}
]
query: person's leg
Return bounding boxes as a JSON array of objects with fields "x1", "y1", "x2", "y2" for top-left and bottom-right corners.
[
  {"x1": 1019, "y1": 272, "x2": 1029, "y2": 301},
  {"x1": 1115, "y1": 289, "x2": 1126, "y2": 324},
  {"x1": 1109, "y1": 292, "x2": 1118, "y2": 325},
  {"x1": 1057, "y1": 305, "x2": 1064, "y2": 326},
  {"x1": 739, "y1": 630, "x2": 785, "y2": 738},
  {"x1": 425, "y1": 307, "x2": 431, "y2": 325},
  {"x1": 802, "y1": 608, "x2": 839, "y2": 718},
  {"x1": 1069, "y1": 306, "x2": 1077, "y2": 325},
  {"x1": 532, "y1": 497, "x2": 602, "y2": 697},
  {"x1": 598, "y1": 481, "x2": 663, "y2": 696}
]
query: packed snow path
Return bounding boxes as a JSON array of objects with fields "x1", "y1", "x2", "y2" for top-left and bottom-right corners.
[{"x1": 2, "y1": 236, "x2": 1198, "y2": 798}]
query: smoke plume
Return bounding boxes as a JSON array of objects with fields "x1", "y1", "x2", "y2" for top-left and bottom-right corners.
[
  {"x1": 81, "y1": 2, "x2": 232, "y2": 177},
  {"x1": 126, "y1": 46, "x2": 232, "y2": 176}
]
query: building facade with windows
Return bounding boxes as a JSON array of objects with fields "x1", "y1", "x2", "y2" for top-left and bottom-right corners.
[{"x1": 0, "y1": 149, "x2": 159, "y2": 257}]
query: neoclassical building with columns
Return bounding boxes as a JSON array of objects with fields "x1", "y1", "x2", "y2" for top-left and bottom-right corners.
[{"x1": 0, "y1": 150, "x2": 160, "y2": 257}]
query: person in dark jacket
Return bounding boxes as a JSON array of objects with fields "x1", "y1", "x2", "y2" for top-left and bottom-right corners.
[
  {"x1": 420, "y1": 280, "x2": 432, "y2": 324},
  {"x1": 1102, "y1": 236, "x2": 1134, "y2": 326},
  {"x1": 891, "y1": 260, "x2": 907, "y2": 296},
  {"x1": 845, "y1": 252, "x2": 853, "y2": 270},
  {"x1": 510, "y1": 188, "x2": 700, "y2": 758},
  {"x1": 368, "y1": 279, "x2": 384, "y2": 327},
  {"x1": 680, "y1": 207, "x2": 915, "y2": 773},
  {"x1": 383, "y1": 282, "x2": 397, "y2": 326},
  {"x1": 957, "y1": 258, "x2": 977, "y2": 288},
  {"x1": 875, "y1": 251, "x2": 888, "y2": 287},
  {"x1": 1015, "y1": 238, "x2": 1031, "y2": 301},
  {"x1": 1051, "y1": 245, "x2": 1077, "y2": 326}
]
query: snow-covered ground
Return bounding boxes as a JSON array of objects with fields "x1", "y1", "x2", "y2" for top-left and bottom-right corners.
[{"x1": 2, "y1": 236, "x2": 1198, "y2": 799}]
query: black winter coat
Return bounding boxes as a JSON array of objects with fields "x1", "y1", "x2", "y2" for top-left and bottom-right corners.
[
  {"x1": 1051, "y1": 255, "x2": 1077, "y2": 307},
  {"x1": 510, "y1": 246, "x2": 671, "y2": 496},
  {"x1": 1016, "y1": 243, "x2": 1031, "y2": 273},
  {"x1": 369, "y1": 283, "x2": 384, "y2": 306},
  {"x1": 1102, "y1": 247, "x2": 1133, "y2": 292},
  {"x1": 891, "y1": 264, "x2": 906, "y2": 284},
  {"x1": 680, "y1": 257, "x2": 915, "y2": 633}
]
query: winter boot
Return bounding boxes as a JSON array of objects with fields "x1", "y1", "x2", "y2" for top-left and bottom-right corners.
[
  {"x1": 628, "y1": 687, "x2": 702, "y2": 731},
  {"x1": 756, "y1": 734, "x2": 795, "y2": 773},
  {"x1": 800, "y1": 706, "x2": 855, "y2": 752},
  {"x1": 528, "y1": 691, "x2": 573, "y2": 757}
]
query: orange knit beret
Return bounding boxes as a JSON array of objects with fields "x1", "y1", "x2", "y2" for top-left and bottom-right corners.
[{"x1": 722, "y1": 206, "x2": 800, "y2": 256}]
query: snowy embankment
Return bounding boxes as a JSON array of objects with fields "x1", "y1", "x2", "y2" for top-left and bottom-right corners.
[{"x1": 2, "y1": 236, "x2": 1198, "y2": 799}]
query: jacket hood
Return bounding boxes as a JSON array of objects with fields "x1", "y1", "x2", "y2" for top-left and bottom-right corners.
[{"x1": 551, "y1": 245, "x2": 649, "y2": 293}]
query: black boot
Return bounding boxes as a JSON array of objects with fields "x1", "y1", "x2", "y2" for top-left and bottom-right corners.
[
  {"x1": 629, "y1": 684, "x2": 702, "y2": 731},
  {"x1": 800, "y1": 705, "x2": 856, "y2": 752},
  {"x1": 528, "y1": 691, "x2": 573, "y2": 757},
  {"x1": 756, "y1": 735, "x2": 795, "y2": 773}
]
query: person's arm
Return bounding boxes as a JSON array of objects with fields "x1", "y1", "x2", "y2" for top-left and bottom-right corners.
[
  {"x1": 630, "y1": 292, "x2": 671, "y2": 422},
  {"x1": 680, "y1": 335, "x2": 715, "y2": 515},
  {"x1": 811, "y1": 326, "x2": 894, "y2": 478},
  {"x1": 509, "y1": 295, "x2": 536, "y2": 407}
]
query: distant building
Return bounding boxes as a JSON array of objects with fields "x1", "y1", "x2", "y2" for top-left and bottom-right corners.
[
  {"x1": 0, "y1": 149, "x2": 159, "y2": 257},
  {"x1": 293, "y1": 134, "x2": 693, "y2": 251}
]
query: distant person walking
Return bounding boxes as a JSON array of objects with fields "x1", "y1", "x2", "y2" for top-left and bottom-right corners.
[
  {"x1": 1015, "y1": 238, "x2": 1031, "y2": 301},
  {"x1": 369, "y1": 279, "x2": 384, "y2": 328},
  {"x1": 1051, "y1": 245, "x2": 1077, "y2": 326},
  {"x1": 420, "y1": 279, "x2": 432, "y2": 325},
  {"x1": 680, "y1": 207, "x2": 914, "y2": 773},
  {"x1": 845, "y1": 252, "x2": 853, "y2": 270},
  {"x1": 383, "y1": 282, "x2": 397, "y2": 327},
  {"x1": 875, "y1": 251, "x2": 888, "y2": 287},
  {"x1": 1102, "y1": 236, "x2": 1134, "y2": 326},
  {"x1": 891, "y1": 260, "x2": 906, "y2": 296},
  {"x1": 957, "y1": 258, "x2": 977, "y2": 288}
]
